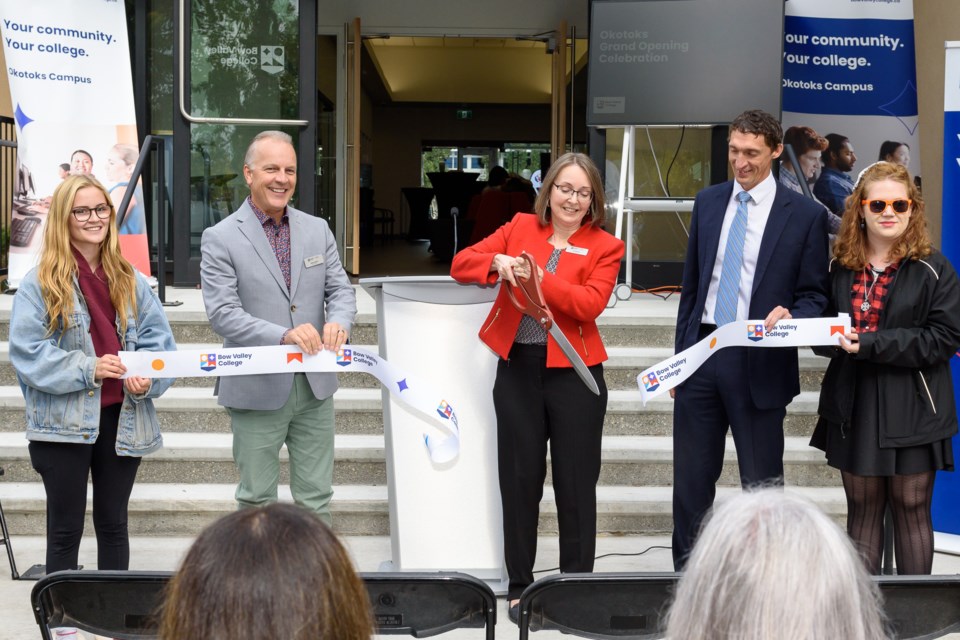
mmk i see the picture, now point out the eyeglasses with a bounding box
[553,183,593,201]
[861,199,911,214]
[71,204,113,222]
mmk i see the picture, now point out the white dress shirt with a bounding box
[702,172,777,324]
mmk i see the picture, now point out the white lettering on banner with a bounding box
[120,345,462,464]
[636,315,851,405]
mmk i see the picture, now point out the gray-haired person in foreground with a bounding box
[664,488,888,640]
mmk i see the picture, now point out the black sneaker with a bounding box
[508,601,520,625]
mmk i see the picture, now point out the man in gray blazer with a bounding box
[200,130,356,524]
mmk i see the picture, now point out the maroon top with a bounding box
[850,261,900,334]
[73,246,124,407]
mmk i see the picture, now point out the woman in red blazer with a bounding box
[451,152,624,622]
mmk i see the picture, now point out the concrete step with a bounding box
[0,386,823,437]
[0,432,840,488]
[0,481,847,537]
[0,387,823,439]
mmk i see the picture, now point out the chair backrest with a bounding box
[877,574,960,639]
[517,572,679,639]
[32,569,499,639]
[361,571,496,639]
[31,570,172,640]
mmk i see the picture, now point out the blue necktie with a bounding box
[714,191,751,326]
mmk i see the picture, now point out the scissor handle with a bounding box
[504,252,554,330]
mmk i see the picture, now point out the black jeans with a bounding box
[28,403,141,573]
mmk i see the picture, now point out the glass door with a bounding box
[171,0,316,285]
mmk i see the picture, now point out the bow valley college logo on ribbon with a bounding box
[336,348,353,367]
[642,372,660,392]
[747,323,765,343]
[200,354,217,372]
[436,400,454,420]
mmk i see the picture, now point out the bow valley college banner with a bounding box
[1,0,150,289]
[932,42,960,547]
[782,0,921,180]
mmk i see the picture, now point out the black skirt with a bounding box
[810,362,954,476]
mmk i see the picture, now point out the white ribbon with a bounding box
[637,314,852,405]
[119,345,461,463]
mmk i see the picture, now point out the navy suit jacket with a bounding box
[674,180,829,409]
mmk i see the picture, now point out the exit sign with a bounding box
[456,109,473,120]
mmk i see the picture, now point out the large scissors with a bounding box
[505,251,601,395]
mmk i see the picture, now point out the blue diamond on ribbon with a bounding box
[878,82,919,135]
[397,378,409,392]
[14,104,33,131]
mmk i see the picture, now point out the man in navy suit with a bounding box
[671,110,829,569]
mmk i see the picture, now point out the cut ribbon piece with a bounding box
[637,314,851,405]
[120,345,461,464]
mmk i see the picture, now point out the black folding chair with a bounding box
[362,571,497,638]
[877,574,960,639]
[517,572,679,639]
[31,570,171,639]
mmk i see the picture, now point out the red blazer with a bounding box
[451,213,624,368]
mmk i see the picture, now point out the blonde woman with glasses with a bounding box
[9,174,175,573]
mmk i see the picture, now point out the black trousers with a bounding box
[671,334,787,570]
[28,403,141,573]
[493,344,607,599]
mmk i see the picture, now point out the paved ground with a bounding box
[4,533,960,639]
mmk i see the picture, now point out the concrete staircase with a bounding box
[0,287,845,538]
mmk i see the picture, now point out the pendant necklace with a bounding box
[860,266,884,312]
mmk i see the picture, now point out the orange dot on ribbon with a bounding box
[709,338,717,349]
[151,359,165,371]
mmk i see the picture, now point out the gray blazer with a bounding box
[200,199,357,410]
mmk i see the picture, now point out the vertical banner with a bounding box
[0,0,149,288]
[931,42,960,539]
[782,0,921,179]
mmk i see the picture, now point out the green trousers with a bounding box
[228,373,335,524]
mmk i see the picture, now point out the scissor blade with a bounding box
[548,324,600,395]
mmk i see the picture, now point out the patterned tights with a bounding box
[841,470,936,575]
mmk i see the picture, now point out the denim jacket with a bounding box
[9,268,177,456]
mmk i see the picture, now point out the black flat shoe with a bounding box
[508,601,520,625]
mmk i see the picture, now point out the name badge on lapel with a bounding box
[304,255,324,268]
[565,245,588,256]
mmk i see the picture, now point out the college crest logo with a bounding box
[642,372,660,392]
[336,348,353,367]
[200,353,217,372]
[436,400,454,420]
[260,45,284,75]
[746,323,764,342]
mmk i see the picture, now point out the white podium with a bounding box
[360,276,507,592]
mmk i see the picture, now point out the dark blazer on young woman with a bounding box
[815,251,960,447]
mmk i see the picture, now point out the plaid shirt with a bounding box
[248,195,291,291]
[850,262,900,333]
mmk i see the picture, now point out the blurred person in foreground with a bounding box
[159,503,372,639]
[665,489,889,640]
[811,161,960,574]
[450,152,623,622]
[9,174,175,573]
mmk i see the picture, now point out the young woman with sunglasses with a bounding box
[9,174,176,573]
[811,161,960,574]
